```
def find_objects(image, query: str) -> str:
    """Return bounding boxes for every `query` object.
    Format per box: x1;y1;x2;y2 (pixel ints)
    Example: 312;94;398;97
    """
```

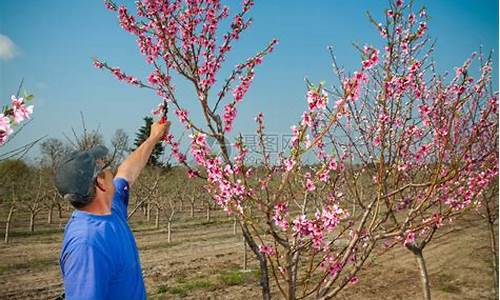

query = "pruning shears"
159;100;169;140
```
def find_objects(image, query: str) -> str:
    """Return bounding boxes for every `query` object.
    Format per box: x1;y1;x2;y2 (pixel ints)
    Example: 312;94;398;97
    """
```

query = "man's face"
96;160;116;199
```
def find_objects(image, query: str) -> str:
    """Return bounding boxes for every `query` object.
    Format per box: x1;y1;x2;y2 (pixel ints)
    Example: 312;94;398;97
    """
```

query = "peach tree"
96;0;498;299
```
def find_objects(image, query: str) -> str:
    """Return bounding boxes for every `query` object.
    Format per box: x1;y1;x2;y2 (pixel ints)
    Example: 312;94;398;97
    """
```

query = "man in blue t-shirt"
55;119;170;299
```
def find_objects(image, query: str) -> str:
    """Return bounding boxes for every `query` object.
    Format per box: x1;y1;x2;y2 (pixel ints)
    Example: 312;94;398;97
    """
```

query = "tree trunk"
146;202;151;222
409;246;431;300
29;212;35;233
241;222;270;300
190;203;194;218
167;221;172;243
4;206;14;243
57;204;63;219
155;207;160;229
47;205;53;224
287;251;299;300
233;217;237;235
487;219;498;297
206;205;211;222
243;235;248;271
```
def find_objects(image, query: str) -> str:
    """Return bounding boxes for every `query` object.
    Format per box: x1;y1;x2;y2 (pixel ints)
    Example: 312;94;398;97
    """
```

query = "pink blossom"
417;22;427;37
151;102;165;115
418;104;431;127
93;59;104;69
174;109;189;126
148;71;160;85
349;276;359;285
187;169;199;178
343;71;368;101
327;158;338;171
320;256;343;277
11;96;34;123
301;112;313;127
283;158;296;172
305;178;316;192
408;13;416;24
0;114;13;145
273;202;289;231
223;103;237;132
259;244;276;257
306;88;328;111
233;72;255;103
361;46;379;70
403;231;416;247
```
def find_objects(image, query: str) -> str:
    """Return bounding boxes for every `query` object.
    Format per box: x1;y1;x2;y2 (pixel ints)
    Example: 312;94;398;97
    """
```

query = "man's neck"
80;195;112;215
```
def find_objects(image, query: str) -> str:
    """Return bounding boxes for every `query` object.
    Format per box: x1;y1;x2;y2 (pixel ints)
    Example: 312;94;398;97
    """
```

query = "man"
55;119;170;299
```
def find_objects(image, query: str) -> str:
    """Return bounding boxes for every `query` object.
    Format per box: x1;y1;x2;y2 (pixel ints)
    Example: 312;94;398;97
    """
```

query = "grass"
154;265;258;298
162;278;216;297
439;284;461;293
218;268;259;286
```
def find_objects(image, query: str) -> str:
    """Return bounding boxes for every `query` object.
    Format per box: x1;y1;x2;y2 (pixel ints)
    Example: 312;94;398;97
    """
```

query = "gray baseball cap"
55;145;109;207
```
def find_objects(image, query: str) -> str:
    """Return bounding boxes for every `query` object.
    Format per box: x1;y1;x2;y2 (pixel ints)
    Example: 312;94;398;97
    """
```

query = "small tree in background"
0;159;31;243
111;128;130;166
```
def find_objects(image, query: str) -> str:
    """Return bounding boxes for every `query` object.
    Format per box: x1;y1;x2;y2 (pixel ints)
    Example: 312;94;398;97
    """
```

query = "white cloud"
0;34;18;60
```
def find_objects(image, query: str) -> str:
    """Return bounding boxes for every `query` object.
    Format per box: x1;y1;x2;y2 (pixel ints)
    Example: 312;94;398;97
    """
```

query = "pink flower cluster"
174;108;190;128
343;71;368;102
163;133;186;163
272;202;289;231
304;172;316;192
361;45;379;70
292;205;347;250
403;231;416;247
259;244;276;257
188;132;252;215
320;255;343;277
93;58;145;87
0;96;34;145
306;88;328;111
223;103;237;132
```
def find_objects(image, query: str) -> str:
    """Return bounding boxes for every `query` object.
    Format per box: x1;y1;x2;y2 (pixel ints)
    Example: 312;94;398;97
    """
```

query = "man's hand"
149;119;171;143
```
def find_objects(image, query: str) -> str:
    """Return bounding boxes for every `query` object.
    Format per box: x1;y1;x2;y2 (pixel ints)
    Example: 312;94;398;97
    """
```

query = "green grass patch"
157;284;168;294
165;286;188;297
163;278;215;297
439;284;461;293
218;269;259;286
184;278;214;290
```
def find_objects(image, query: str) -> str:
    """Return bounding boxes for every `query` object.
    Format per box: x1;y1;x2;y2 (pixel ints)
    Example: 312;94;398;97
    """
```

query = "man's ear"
95;175;107;192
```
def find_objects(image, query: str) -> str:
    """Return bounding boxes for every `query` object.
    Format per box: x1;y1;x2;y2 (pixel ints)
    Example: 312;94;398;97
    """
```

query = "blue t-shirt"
60;178;146;300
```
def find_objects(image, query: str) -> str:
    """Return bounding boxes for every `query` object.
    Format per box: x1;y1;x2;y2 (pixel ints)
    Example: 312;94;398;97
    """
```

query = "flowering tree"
97;0;498;299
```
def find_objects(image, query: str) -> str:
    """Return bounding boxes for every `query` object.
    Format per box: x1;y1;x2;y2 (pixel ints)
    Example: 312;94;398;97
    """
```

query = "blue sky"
0;0;498;161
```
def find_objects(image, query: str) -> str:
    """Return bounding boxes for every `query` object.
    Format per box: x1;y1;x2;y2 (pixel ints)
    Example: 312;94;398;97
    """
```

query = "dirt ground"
0;207;497;300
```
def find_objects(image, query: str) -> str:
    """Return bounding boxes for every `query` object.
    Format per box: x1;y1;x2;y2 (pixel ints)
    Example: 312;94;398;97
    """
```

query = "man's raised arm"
114;120;170;186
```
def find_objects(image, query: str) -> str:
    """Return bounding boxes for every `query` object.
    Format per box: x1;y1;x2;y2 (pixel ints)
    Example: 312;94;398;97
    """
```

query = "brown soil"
0;208;496;300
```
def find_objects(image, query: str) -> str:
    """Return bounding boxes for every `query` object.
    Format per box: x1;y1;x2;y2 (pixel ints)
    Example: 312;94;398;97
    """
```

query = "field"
0;204;496;300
